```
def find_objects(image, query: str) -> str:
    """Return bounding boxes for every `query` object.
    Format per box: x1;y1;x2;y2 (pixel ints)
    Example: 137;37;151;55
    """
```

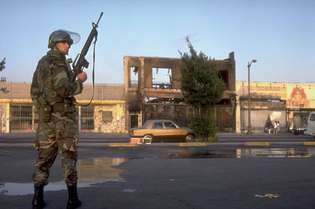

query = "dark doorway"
130;114;138;128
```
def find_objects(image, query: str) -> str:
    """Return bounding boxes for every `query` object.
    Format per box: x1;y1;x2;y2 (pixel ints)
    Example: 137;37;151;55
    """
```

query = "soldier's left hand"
77;72;87;83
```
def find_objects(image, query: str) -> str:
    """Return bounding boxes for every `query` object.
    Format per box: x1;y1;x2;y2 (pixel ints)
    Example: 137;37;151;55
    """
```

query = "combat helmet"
48;30;74;48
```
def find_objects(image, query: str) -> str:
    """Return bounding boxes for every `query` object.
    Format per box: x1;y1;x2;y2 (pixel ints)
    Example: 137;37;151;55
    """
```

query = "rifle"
0;57;5;72
71;12;103;82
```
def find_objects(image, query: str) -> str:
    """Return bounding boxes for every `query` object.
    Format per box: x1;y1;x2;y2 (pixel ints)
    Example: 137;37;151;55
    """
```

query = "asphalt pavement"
1;145;315;209
0;132;314;148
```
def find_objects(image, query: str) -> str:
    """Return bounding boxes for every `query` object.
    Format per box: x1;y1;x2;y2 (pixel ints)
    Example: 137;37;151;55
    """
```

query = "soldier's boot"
32;185;46;209
66;184;82;209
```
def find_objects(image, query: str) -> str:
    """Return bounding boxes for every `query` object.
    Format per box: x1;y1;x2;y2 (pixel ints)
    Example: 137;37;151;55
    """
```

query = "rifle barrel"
96;12;103;26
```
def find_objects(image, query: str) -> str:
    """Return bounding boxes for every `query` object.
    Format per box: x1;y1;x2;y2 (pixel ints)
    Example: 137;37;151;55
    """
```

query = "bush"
190;117;218;142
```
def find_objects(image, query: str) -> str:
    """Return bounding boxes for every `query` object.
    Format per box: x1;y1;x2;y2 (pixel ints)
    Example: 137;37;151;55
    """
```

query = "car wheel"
143;134;153;144
185;134;194;142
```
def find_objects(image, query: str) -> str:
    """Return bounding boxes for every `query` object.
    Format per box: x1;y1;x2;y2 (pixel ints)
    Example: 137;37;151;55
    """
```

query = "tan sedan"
129;120;195;143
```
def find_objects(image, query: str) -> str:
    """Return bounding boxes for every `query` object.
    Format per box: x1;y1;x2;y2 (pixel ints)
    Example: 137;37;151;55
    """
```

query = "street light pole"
247;59;257;135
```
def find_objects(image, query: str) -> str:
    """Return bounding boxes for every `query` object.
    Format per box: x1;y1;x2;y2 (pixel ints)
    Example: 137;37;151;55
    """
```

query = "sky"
0;0;315;84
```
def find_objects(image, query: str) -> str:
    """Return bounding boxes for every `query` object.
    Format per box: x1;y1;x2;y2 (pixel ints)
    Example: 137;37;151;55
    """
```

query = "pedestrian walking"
265;116;273;134
272;121;277;135
276;121;281;134
273;121;280;135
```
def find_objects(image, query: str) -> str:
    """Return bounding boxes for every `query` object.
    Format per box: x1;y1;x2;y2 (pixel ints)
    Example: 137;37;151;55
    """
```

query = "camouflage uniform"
31;49;83;187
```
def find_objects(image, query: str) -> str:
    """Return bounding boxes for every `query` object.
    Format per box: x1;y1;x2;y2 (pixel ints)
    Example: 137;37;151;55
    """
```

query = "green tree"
179;38;225;140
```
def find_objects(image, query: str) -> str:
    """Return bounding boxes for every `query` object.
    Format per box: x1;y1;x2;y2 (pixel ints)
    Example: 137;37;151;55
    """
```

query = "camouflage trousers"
33;112;79;187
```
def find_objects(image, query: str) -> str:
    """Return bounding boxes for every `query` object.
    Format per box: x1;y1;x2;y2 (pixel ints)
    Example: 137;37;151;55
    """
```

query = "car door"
151;121;165;141
163;121;184;142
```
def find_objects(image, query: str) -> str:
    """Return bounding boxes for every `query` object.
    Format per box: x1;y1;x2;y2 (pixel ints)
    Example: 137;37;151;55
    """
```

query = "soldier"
30;30;87;209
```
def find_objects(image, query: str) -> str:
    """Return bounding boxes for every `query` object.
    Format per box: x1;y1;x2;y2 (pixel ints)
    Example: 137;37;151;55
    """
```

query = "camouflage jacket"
31;49;83;109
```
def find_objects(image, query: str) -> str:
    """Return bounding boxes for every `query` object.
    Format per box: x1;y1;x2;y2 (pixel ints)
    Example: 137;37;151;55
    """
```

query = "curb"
108;141;315;147
304;141;315;146
1;142;315;148
244;142;270;146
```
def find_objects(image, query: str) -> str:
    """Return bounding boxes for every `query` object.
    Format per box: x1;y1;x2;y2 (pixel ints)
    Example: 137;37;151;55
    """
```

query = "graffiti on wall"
287;87;310;108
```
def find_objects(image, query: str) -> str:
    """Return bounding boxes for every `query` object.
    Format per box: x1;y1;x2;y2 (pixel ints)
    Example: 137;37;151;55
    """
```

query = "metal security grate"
10;104;32;131
81;106;94;130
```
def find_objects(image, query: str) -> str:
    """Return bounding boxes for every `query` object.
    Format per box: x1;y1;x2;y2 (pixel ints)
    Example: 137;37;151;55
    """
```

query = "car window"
164;121;177;128
153;122;163;129
310;114;315;121
142;121;151;128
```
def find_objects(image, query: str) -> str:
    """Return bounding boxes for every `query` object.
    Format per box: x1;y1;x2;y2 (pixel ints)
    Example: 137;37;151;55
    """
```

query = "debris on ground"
255;193;280;199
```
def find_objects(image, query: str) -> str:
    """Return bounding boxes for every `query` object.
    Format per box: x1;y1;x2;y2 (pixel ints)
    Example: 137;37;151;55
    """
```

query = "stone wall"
94;104;126;133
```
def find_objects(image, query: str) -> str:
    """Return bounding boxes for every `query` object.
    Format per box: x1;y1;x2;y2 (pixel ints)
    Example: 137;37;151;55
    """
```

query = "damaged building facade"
3;57;315;134
124;53;236;132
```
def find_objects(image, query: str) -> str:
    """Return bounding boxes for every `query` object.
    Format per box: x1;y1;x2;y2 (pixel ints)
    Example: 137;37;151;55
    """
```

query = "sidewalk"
218;131;300;137
0;132;129;139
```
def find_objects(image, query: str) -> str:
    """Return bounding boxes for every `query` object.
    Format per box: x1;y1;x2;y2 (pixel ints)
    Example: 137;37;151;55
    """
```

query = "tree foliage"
180;39;225;107
179;38;225;140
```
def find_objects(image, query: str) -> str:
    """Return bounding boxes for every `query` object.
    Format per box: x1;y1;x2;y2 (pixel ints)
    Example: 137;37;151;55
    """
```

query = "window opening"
152;67;172;89
81;106;94;130
130;66;139;88
218;70;229;89
10;104;32;131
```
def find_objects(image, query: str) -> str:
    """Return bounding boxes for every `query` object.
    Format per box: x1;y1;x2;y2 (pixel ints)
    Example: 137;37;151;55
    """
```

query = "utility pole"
247;59;257;134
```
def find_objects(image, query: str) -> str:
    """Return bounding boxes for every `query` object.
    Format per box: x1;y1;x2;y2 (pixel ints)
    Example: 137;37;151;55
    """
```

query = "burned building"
124;53;236;132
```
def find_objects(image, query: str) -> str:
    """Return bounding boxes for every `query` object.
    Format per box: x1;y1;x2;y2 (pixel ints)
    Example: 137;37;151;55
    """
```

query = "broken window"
130;114;138;128
152;67;172;89
129;66;138;88
218;70;229;89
